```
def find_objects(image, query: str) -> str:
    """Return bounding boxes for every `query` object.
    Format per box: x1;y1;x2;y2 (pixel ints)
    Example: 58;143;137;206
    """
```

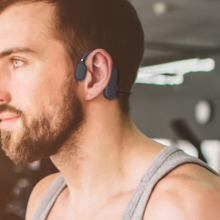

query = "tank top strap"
32;174;67;220
120;146;220;220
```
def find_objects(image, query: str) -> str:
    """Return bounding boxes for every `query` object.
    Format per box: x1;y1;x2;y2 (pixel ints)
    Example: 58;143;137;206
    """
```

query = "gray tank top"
32;146;220;220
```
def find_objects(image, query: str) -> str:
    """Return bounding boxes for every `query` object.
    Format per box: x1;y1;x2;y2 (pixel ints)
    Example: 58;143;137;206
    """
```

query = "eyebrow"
0;47;38;59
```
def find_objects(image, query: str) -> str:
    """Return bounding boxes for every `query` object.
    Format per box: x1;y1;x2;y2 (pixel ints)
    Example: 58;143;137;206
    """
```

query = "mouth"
0;117;20;130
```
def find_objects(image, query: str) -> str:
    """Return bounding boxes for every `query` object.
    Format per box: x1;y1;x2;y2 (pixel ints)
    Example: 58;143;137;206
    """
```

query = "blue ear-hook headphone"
74;50;132;100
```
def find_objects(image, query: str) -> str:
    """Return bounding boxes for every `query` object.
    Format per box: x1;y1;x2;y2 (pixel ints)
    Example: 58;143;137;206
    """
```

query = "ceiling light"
153;2;168;15
135;58;215;85
194;100;213;125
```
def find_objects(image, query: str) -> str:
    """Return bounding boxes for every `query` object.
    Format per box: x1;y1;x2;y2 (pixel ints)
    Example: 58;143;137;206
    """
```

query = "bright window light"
136;74;184;85
201;140;220;173
153;138;172;147
135;58;215;85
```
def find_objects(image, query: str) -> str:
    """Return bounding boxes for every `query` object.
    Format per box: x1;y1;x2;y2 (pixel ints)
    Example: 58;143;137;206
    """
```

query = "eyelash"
10;58;25;69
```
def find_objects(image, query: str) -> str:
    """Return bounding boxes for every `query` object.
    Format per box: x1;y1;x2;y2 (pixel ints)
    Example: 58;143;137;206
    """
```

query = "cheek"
11;72;59;116
10;54;68;116
11;82;42;118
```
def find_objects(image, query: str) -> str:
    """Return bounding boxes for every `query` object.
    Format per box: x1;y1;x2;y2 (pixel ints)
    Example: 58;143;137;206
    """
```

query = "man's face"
0;2;85;164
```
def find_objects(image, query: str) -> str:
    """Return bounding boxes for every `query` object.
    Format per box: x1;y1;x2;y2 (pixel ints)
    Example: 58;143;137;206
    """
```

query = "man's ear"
83;49;113;101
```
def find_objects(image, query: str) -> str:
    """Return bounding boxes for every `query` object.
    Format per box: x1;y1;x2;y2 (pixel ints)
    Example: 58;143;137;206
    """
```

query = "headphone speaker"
74;50;131;100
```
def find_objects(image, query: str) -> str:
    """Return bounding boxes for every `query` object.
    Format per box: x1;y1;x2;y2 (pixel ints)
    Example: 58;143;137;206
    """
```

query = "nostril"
0;91;11;104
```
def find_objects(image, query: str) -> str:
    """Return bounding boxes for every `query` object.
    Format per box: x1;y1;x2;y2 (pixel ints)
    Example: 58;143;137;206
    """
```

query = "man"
0;0;219;219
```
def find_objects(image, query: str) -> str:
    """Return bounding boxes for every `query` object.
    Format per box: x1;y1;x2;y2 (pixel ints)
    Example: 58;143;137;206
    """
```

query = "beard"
0;72;85;165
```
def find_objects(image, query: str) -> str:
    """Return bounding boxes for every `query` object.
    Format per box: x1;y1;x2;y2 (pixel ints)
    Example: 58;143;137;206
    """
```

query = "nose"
0;90;11;104
0;61;11;105
0;67;11;104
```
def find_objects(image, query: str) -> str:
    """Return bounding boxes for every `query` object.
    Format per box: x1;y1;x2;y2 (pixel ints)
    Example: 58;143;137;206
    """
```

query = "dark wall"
130;55;220;140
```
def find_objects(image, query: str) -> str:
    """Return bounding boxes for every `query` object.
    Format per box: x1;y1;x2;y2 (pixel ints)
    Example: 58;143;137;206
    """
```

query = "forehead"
0;2;57;52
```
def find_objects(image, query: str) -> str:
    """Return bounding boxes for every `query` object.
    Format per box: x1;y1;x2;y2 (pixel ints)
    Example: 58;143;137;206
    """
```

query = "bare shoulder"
144;164;220;220
25;172;61;220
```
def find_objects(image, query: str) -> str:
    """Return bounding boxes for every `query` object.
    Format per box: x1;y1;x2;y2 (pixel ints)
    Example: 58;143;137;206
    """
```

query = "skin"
0;2;220;220
0;2;85;165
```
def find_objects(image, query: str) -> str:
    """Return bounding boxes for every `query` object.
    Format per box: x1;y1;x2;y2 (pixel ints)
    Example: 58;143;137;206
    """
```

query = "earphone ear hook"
117;87;132;94
74;50;132;100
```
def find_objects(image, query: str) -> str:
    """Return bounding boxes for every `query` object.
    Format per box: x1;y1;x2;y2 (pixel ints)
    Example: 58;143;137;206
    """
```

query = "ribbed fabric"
32;173;67;220
32;146;220;220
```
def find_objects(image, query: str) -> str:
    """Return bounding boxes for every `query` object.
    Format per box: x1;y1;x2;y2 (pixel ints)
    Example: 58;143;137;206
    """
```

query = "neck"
50;106;161;208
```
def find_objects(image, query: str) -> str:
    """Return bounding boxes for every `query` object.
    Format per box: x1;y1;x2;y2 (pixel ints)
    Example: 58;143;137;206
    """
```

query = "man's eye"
12;59;25;68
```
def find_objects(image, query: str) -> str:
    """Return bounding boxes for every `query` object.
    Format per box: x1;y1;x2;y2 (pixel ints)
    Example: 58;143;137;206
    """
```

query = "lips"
0;113;19;121
0;113;20;129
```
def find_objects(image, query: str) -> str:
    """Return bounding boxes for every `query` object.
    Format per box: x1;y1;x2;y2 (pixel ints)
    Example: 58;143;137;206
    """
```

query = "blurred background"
1;0;220;219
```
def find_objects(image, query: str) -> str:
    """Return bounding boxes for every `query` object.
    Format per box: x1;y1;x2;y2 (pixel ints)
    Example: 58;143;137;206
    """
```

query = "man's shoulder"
144;164;220;220
25;172;61;220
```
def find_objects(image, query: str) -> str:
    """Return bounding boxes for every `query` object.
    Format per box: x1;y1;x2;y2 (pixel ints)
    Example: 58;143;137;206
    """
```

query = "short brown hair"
0;0;144;117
